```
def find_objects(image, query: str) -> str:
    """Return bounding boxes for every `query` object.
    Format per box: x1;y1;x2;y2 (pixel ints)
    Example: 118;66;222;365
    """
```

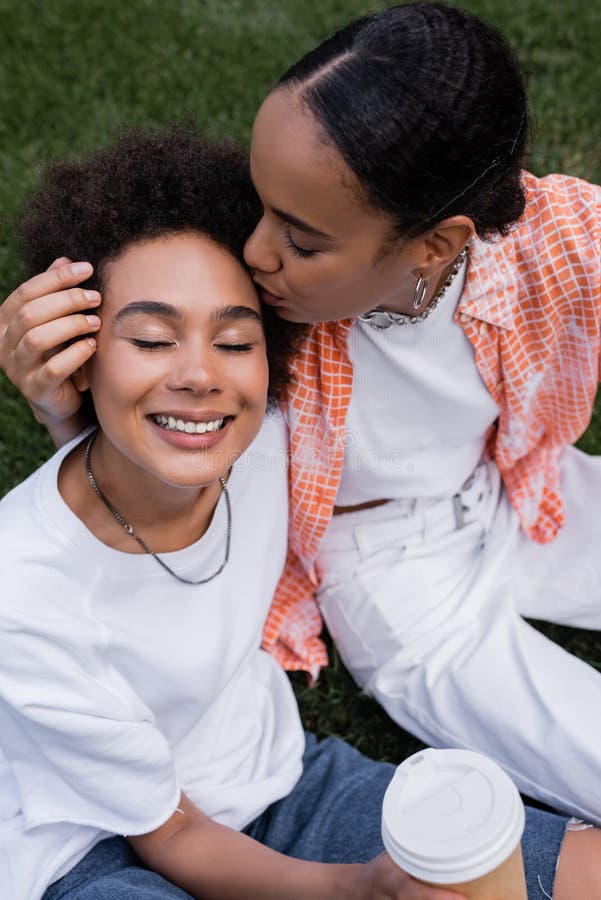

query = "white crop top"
336;260;500;504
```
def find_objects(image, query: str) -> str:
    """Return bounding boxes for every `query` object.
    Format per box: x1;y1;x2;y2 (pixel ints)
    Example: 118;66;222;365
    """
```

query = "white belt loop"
354;511;418;556
323;458;499;561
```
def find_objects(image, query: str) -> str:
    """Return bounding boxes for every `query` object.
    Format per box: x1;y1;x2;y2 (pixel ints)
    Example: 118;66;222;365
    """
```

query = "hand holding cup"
381;749;527;900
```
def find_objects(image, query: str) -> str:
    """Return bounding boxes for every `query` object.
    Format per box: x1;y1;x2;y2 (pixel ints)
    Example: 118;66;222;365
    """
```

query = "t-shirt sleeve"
0;598;180;836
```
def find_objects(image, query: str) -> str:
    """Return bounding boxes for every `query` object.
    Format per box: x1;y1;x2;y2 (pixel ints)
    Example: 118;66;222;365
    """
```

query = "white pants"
315;447;601;824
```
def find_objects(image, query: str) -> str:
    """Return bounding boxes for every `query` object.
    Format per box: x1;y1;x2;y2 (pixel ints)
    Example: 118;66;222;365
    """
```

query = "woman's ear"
415;215;475;275
433;215;475;255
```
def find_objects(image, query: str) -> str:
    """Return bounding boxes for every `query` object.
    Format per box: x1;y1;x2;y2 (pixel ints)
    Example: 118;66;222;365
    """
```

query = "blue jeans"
43;733;569;899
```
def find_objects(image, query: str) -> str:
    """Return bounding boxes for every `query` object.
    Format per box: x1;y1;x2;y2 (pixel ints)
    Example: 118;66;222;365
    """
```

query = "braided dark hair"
278;2;530;240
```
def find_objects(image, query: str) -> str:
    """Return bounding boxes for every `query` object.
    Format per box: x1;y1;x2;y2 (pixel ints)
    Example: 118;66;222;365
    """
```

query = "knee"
553;824;601;900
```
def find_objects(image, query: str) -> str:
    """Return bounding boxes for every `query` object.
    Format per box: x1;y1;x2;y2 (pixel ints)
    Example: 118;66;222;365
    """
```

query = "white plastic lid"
381;748;525;884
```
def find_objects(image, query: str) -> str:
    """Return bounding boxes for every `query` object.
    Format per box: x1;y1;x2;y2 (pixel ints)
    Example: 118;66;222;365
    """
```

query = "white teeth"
153;415;225;434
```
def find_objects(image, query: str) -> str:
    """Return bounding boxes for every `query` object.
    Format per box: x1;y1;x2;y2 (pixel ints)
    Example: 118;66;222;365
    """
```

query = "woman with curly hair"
0;125;480;900
2;3;601;885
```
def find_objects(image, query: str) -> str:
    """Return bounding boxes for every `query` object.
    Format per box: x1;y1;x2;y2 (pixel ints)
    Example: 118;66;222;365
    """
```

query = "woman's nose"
244;215;282;274
167;347;222;395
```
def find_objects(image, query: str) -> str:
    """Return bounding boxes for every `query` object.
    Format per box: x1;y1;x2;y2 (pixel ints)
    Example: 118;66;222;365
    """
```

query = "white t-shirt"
336;261;500;504
0;413;303;900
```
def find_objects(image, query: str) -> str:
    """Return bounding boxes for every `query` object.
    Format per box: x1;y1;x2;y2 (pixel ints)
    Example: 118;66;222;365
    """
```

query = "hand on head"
0;257;99;428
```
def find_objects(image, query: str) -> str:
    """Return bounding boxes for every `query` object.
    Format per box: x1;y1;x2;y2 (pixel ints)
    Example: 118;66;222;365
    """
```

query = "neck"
384;248;467;317
95;430;212;525
59;430;223;553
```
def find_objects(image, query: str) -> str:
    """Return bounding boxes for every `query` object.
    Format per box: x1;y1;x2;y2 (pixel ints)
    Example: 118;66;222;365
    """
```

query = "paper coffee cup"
381;748;527;898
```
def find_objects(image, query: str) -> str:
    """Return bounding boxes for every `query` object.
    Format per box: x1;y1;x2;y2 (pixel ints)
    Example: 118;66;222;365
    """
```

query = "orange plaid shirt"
261;172;601;678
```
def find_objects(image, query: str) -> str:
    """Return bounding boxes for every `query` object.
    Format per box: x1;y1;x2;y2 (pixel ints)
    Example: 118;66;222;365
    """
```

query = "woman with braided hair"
2;1;601;863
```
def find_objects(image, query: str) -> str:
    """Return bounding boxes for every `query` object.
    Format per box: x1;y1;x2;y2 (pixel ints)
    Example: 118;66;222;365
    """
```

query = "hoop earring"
413;273;429;311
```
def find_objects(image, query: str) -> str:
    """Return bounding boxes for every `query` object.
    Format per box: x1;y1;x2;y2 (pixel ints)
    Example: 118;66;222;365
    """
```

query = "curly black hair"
18;124;306;402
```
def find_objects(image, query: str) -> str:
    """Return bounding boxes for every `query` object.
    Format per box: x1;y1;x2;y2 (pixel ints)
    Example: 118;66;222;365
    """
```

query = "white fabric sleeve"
0;600;180;836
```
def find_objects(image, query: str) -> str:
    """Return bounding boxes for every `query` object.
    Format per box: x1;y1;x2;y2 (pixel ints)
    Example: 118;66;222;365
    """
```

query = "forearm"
129;795;462;900
148;818;356;900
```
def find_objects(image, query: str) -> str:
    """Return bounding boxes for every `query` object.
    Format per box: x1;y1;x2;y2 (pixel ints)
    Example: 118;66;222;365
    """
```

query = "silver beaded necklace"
359;246;469;330
84;430;231;585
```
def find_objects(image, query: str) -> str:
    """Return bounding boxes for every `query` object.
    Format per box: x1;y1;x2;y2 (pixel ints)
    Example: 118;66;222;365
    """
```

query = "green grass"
1;0;600;764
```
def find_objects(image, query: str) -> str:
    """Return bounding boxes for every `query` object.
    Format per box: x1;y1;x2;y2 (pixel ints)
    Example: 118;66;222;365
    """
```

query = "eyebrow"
114;300;262;325
210;304;263;324
114;300;182;322
271;207;334;240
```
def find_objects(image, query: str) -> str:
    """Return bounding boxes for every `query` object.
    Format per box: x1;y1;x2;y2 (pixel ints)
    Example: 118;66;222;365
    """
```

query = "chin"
272;306;317;324
271;307;300;322
162;468;227;490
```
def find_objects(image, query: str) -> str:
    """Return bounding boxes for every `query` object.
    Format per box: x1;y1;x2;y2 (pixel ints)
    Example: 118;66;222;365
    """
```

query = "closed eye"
130;338;174;350
284;226;317;259
215;343;255;352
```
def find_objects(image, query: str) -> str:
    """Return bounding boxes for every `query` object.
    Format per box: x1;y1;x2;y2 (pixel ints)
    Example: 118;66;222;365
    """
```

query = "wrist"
30;406;86;448
330;863;364;900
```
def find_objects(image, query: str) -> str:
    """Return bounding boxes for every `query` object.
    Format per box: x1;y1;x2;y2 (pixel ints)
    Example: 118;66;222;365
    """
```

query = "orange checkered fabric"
261;172;601;678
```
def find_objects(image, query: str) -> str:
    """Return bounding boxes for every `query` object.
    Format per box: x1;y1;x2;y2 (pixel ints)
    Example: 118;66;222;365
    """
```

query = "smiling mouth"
152;415;230;434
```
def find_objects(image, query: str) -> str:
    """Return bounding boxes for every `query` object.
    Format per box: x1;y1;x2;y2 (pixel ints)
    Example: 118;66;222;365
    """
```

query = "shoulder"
489;172;601;290
0;463;46;549
0;440;92;623
0;439;63;531
519;171;601;242
0;429;90;543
